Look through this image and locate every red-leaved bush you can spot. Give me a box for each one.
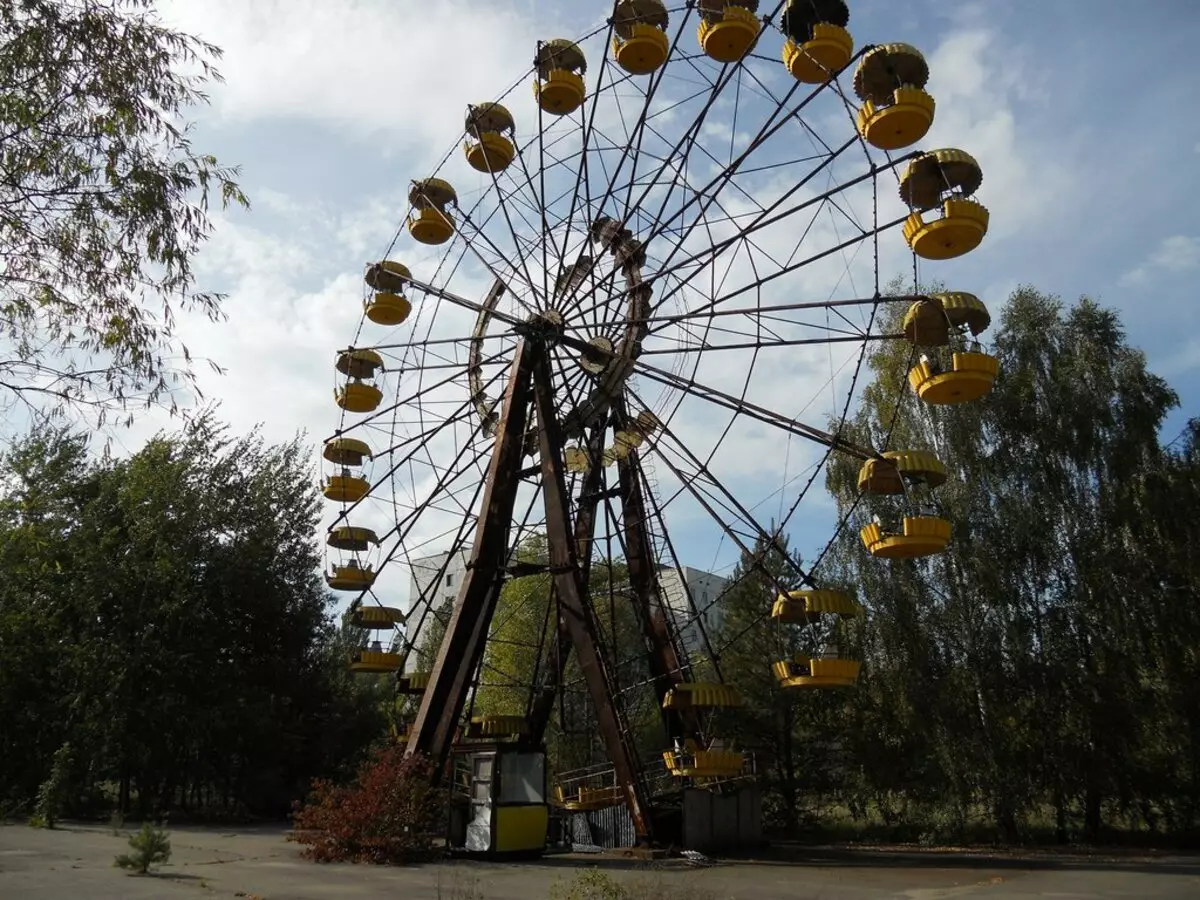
[290,745,446,864]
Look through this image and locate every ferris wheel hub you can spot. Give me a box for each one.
[522,308,566,346]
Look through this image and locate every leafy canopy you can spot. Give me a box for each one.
[0,0,247,426]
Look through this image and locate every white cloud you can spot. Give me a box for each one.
[1120,235,1200,286]
[920,27,1075,242]
[157,0,566,163]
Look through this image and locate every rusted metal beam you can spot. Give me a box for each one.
[527,423,606,745]
[616,448,699,741]
[406,341,534,769]
[532,350,654,843]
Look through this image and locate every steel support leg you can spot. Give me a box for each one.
[532,351,654,842]
[406,341,534,769]
[527,423,606,745]
[616,451,699,740]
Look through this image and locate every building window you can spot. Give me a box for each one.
[446,573,454,587]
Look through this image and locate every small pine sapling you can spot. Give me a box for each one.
[115,822,172,874]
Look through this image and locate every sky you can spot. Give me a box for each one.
[96,0,1200,612]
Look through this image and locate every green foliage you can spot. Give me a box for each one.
[290,745,445,865]
[468,532,659,775]
[811,284,1198,842]
[0,0,248,425]
[0,413,384,818]
[114,821,171,874]
[713,531,810,831]
[33,741,73,828]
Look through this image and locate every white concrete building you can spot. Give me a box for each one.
[657,565,730,656]
[408,549,470,612]
[404,549,469,670]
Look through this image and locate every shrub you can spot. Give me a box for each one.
[33,742,74,829]
[291,744,445,864]
[115,822,172,874]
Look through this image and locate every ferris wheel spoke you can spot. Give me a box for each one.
[639,136,878,306]
[622,58,852,265]
[466,129,553,310]
[332,341,513,438]
[647,209,910,335]
[567,7,698,261]
[331,404,482,527]
[626,350,875,458]
[371,439,493,595]
[562,141,870,328]
[547,24,619,288]
[643,328,899,357]
[455,212,545,310]
[347,361,508,541]
[628,427,804,602]
[600,3,792,232]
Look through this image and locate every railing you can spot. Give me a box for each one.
[553,749,759,805]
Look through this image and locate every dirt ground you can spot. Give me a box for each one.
[2,822,1199,900]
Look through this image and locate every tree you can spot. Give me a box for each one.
[0,0,247,426]
[820,284,1191,842]
[0,413,382,817]
[711,530,853,832]
[114,822,171,874]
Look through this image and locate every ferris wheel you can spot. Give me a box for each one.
[321,0,999,847]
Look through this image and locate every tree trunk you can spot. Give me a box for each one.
[1054,785,1068,844]
[779,703,798,834]
[1084,766,1103,841]
[119,768,130,816]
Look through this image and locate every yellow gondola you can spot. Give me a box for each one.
[857,450,948,495]
[349,603,406,629]
[335,350,385,414]
[349,648,401,674]
[364,260,411,293]
[772,588,861,623]
[466,715,528,740]
[323,437,372,466]
[859,515,951,558]
[772,655,861,689]
[662,738,745,777]
[408,178,457,246]
[323,472,369,503]
[326,561,376,591]
[612,0,670,75]
[553,784,624,811]
[322,437,373,503]
[697,1,760,64]
[900,149,990,260]
[903,292,991,347]
[534,39,587,116]
[363,261,414,324]
[464,102,517,173]
[781,0,853,83]
[908,351,1000,404]
[397,670,431,695]
[327,525,378,553]
[661,681,742,710]
[853,43,935,150]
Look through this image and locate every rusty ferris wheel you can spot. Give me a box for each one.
[322,0,999,853]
